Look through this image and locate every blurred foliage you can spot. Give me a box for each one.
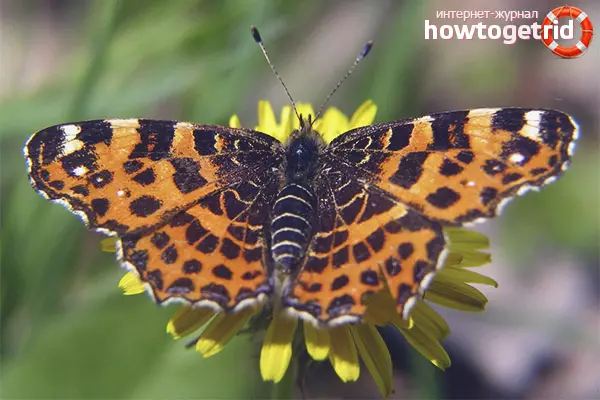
[1,0,597,398]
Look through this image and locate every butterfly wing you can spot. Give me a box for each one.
[325,108,577,224]
[25,119,284,310]
[25,119,283,234]
[283,108,577,325]
[282,168,445,325]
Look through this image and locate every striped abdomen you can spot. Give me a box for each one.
[270,183,315,270]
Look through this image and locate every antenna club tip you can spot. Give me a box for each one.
[250,25,262,43]
[360,41,374,58]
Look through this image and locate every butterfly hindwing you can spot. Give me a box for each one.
[283,168,445,325]
[326,108,577,225]
[119,176,280,309]
[25,119,284,235]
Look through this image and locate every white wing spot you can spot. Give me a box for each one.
[509,153,526,164]
[72,165,88,177]
[468,108,500,117]
[522,110,543,140]
[61,124,81,140]
[517,185,534,196]
[495,197,513,215]
[61,125,84,156]
[567,141,576,156]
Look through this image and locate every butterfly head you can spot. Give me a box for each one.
[284,115,324,182]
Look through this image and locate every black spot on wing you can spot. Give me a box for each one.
[132,168,156,186]
[161,244,178,264]
[385,257,402,277]
[49,180,65,190]
[426,187,460,209]
[77,120,113,146]
[88,169,113,188]
[182,259,202,274]
[480,187,498,206]
[439,159,464,176]
[212,264,233,280]
[123,160,144,174]
[185,219,208,244]
[147,269,163,291]
[540,111,573,149]
[398,243,414,260]
[326,294,355,318]
[360,270,379,286]
[492,108,526,132]
[456,150,474,164]
[130,120,174,161]
[389,151,429,189]
[194,129,218,155]
[150,231,170,249]
[129,195,162,217]
[428,111,470,150]
[331,275,349,291]
[196,234,219,254]
[387,124,413,150]
[220,238,241,259]
[91,198,110,217]
[166,278,195,294]
[170,158,207,194]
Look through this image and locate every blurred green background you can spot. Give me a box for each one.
[1,0,598,398]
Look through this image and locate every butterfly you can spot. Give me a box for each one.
[24,26,578,327]
[24,104,577,326]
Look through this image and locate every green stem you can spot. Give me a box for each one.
[69,0,121,119]
[270,353,297,399]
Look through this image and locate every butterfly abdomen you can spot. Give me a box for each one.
[271,130,321,270]
[271,183,315,269]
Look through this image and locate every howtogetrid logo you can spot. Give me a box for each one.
[425,5,594,59]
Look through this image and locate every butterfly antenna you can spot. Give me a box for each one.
[250,26,302,124]
[313,40,373,124]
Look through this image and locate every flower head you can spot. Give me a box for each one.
[106,100,497,398]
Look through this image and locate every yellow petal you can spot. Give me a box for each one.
[424,280,488,312]
[195,306,256,357]
[328,326,360,382]
[118,272,145,295]
[167,307,215,339]
[445,227,490,251]
[256,100,277,136]
[317,107,349,144]
[398,324,451,370]
[410,300,450,340]
[228,114,242,129]
[260,312,298,382]
[364,290,411,329]
[303,322,330,360]
[348,99,377,129]
[457,250,492,268]
[442,252,463,267]
[437,266,498,288]
[278,105,294,142]
[100,237,117,252]
[351,324,393,398]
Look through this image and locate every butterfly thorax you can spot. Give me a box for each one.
[270,124,324,272]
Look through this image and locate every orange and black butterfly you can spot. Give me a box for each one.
[24,28,578,327]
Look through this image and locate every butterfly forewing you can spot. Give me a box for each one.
[326,108,577,225]
[25,119,284,235]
